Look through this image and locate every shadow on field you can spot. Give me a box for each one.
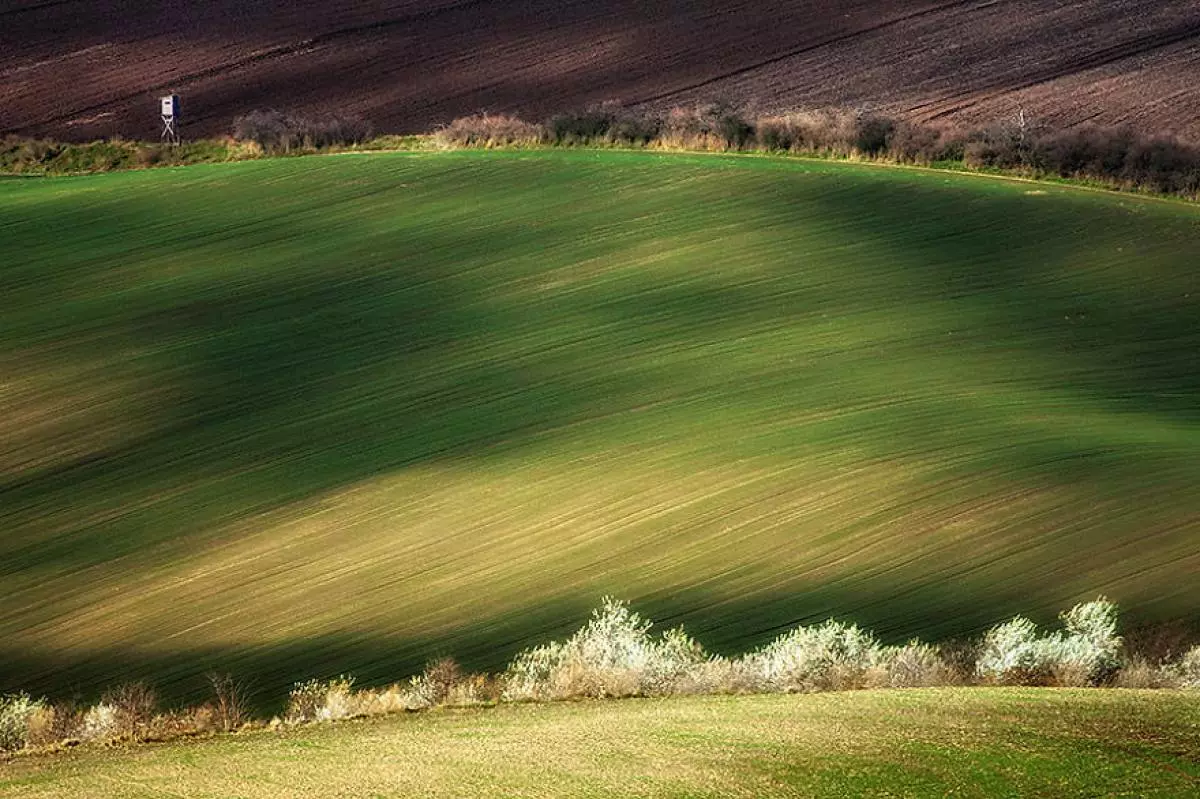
[797,178,1200,425]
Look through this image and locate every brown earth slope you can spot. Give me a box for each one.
[2,1,1200,143]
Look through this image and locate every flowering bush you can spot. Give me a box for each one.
[1056,598,1123,684]
[286,676,358,723]
[737,620,885,692]
[976,616,1047,683]
[504,597,709,700]
[976,598,1122,685]
[80,702,119,742]
[0,693,45,751]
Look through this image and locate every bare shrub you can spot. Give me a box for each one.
[965,108,1044,170]
[181,704,220,734]
[207,672,250,732]
[1123,620,1195,667]
[547,108,617,144]
[100,682,157,740]
[421,657,463,705]
[545,106,661,147]
[887,122,964,164]
[23,704,60,748]
[232,109,372,154]
[1037,125,1136,180]
[754,109,858,155]
[232,110,295,153]
[658,103,754,151]
[934,639,980,686]
[434,113,544,148]
[608,113,662,147]
[141,706,218,742]
[853,114,895,157]
[295,669,494,720]
[352,684,412,716]
[669,656,738,695]
[1120,136,1200,197]
[1177,645,1200,688]
[446,673,505,705]
[1028,124,1200,196]
[1114,657,1178,689]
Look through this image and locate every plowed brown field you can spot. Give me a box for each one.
[3,1,1199,142]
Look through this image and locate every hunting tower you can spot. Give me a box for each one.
[160,94,181,145]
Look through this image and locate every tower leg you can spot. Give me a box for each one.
[161,115,180,145]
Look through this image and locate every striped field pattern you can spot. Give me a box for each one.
[1,151,1198,704]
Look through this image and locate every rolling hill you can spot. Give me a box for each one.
[2,1,1200,142]
[1,150,1198,706]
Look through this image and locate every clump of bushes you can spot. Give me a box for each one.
[231,109,373,154]
[544,106,662,147]
[0,693,44,751]
[504,597,707,700]
[280,658,503,725]
[975,598,1123,686]
[285,675,358,723]
[736,619,886,692]
[653,103,755,150]
[433,113,543,148]
[1035,127,1200,196]
[737,631,953,692]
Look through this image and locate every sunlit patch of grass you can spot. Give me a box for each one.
[2,690,1198,798]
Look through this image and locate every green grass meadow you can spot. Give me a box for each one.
[3,689,1199,797]
[2,151,1199,706]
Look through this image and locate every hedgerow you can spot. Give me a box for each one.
[0,602,1194,754]
[430,105,1200,199]
[6,105,1199,198]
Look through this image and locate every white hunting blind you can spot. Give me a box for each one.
[160,94,181,144]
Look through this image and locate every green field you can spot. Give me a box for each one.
[3,689,1199,797]
[2,151,1198,705]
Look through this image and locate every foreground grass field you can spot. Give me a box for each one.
[2,151,1199,705]
[3,690,1198,797]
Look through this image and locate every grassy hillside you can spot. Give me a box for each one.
[3,690,1199,797]
[2,151,1198,705]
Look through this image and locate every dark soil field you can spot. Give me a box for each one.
[3,1,1199,142]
